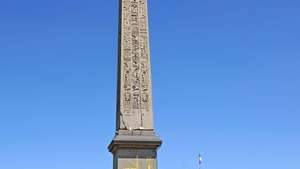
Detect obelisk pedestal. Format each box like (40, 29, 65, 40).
(108, 0, 162, 169)
(109, 130, 161, 169)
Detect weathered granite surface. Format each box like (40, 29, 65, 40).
(116, 0, 154, 130)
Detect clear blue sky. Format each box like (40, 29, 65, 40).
(0, 0, 299, 169)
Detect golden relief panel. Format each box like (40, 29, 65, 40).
(119, 158, 157, 169)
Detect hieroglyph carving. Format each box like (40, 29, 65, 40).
(119, 0, 153, 130)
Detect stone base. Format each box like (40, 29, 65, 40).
(108, 130, 162, 169)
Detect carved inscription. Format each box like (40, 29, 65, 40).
(119, 0, 153, 129)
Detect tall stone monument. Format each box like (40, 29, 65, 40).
(108, 0, 162, 169)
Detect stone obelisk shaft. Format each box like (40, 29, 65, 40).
(109, 2, 161, 169)
(116, 0, 153, 131)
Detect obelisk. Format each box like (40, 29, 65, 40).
(108, 0, 162, 169)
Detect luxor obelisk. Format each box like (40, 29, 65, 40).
(108, 0, 162, 169)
